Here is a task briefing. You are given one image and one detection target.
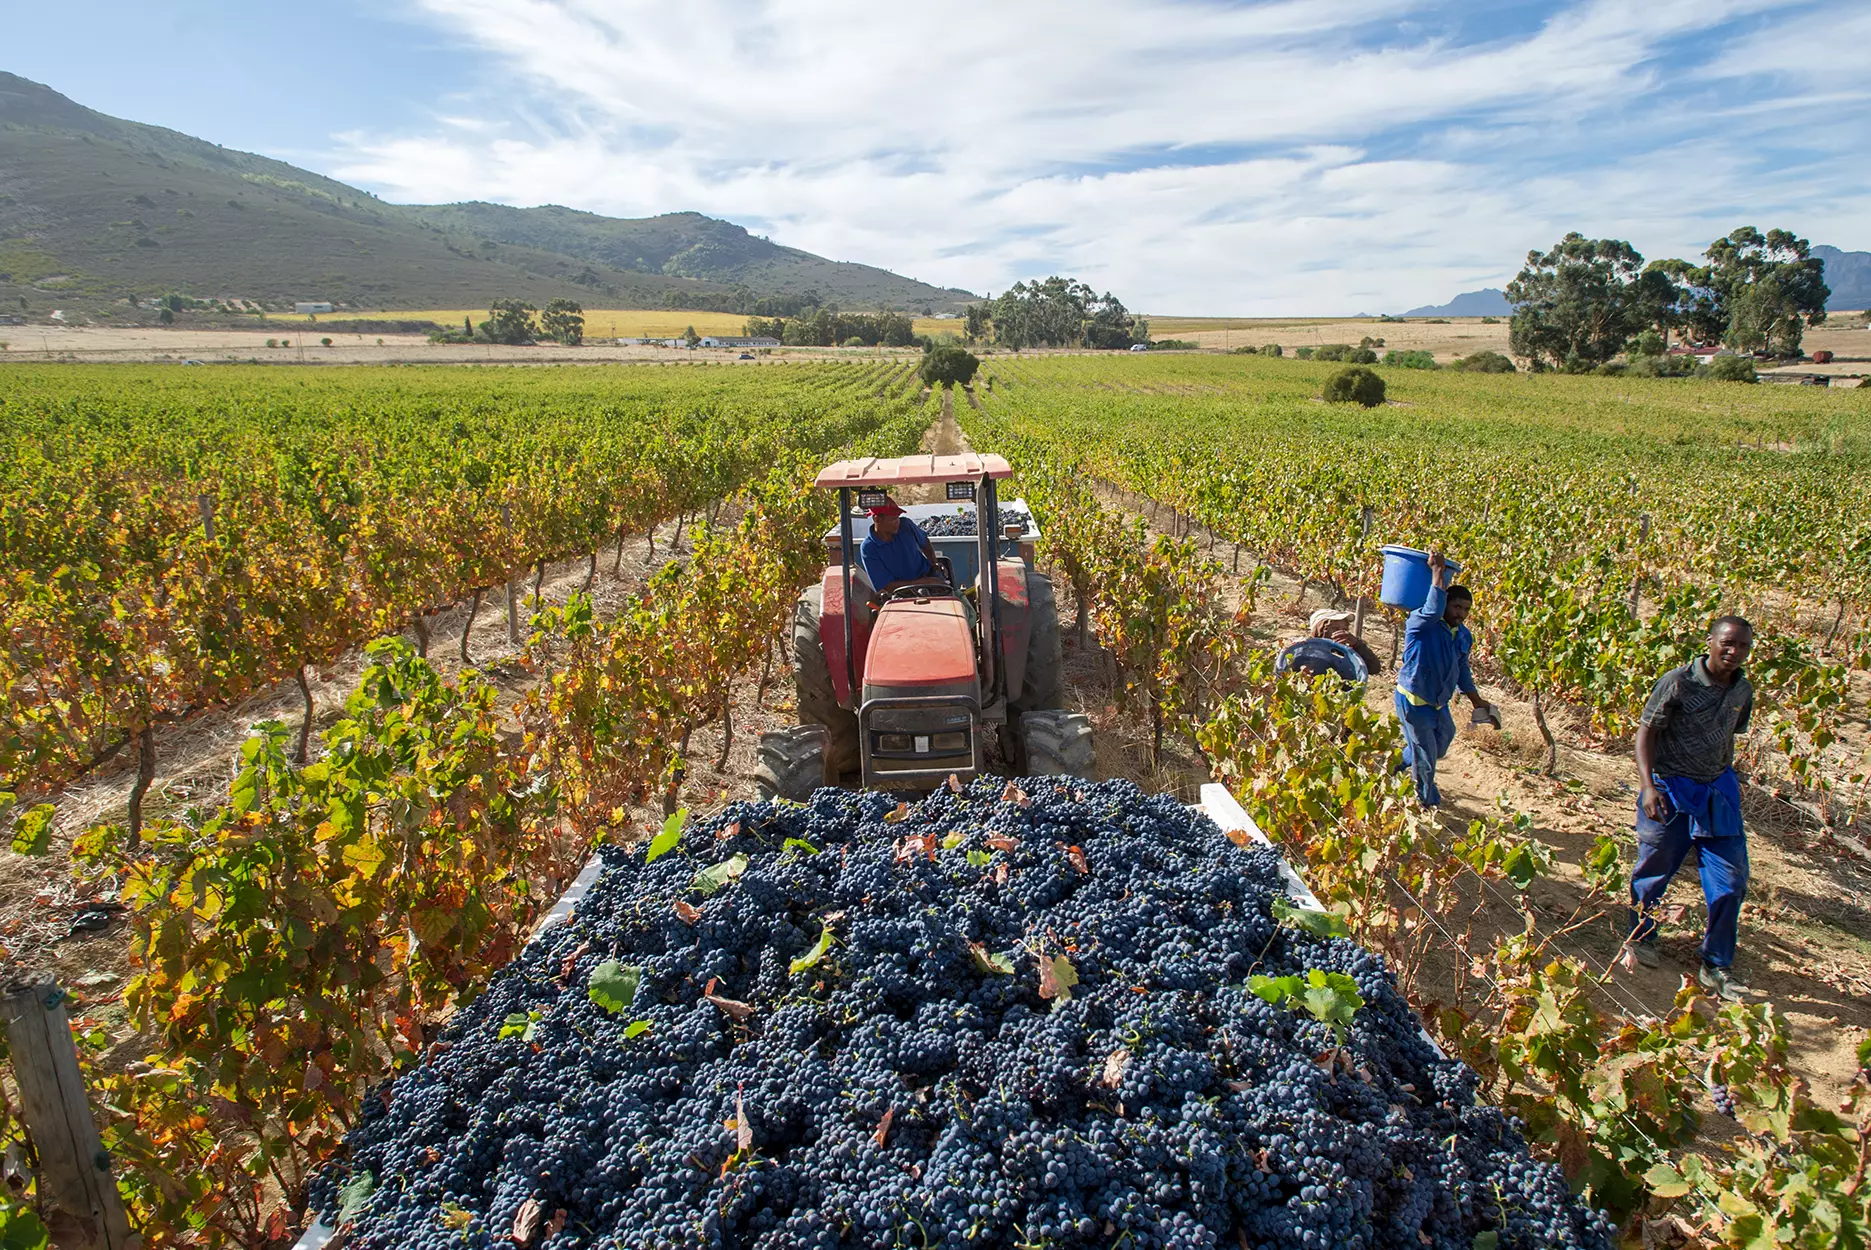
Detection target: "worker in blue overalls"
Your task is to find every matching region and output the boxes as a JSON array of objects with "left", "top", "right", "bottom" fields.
[{"left": 1394, "top": 552, "right": 1493, "bottom": 807}]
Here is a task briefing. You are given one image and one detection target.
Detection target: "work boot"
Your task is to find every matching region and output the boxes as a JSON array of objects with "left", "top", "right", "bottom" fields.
[
  {"left": 1697, "top": 964, "right": 1752, "bottom": 1003},
  {"left": 1634, "top": 938, "right": 1660, "bottom": 969}
]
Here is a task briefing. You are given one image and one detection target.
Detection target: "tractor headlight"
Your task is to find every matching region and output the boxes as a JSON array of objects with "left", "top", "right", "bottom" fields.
[{"left": 929, "top": 731, "right": 968, "bottom": 752}]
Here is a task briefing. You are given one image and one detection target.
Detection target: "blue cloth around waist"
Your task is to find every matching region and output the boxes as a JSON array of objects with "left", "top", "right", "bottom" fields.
[{"left": 1649, "top": 767, "right": 1743, "bottom": 842}]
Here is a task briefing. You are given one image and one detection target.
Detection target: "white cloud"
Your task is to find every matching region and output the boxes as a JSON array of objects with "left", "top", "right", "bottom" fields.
[{"left": 325, "top": 0, "right": 1871, "bottom": 312}]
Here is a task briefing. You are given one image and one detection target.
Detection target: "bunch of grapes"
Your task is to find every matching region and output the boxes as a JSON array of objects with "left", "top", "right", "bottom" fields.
[
  {"left": 311, "top": 778, "right": 1612, "bottom": 1250},
  {"left": 918, "top": 506, "right": 1033, "bottom": 538}
]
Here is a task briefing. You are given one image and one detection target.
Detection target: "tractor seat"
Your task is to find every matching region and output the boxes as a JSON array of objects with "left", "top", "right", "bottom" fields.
[{"left": 865, "top": 598, "right": 977, "bottom": 688}]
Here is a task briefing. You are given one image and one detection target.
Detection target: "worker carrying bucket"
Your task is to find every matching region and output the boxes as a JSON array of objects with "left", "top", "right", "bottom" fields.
[{"left": 1382, "top": 548, "right": 1495, "bottom": 808}]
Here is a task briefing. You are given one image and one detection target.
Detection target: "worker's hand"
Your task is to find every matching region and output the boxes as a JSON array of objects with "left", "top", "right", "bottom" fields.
[
  {"left": 1427, "top": 550, "right": 1449, "bottom": 586},
  {"left": 1640, "top": 782, "right": 1668, "bottom": 823}
]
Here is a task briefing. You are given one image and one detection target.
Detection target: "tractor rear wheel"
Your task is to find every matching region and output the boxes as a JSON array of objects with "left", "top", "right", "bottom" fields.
[
  {"left": 1016, "top": 710, "right": 1095, "bottom": 779},
  {"left": 1012, "top": 571, "right": 1065, "bottom": 714},
  {"left": 755, "top": 725, "right": 830, "bottom": 801},
  {"left": 792, "top": 584, "right": 860, "bottom": 775}
]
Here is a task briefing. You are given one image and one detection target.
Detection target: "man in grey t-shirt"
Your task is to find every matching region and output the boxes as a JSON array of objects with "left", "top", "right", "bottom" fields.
[{"left": 1626, "top": 616, "right": 1755, "bottom": 1001}]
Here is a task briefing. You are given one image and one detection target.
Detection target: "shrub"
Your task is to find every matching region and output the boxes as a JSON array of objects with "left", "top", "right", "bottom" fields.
[
  {"left": 842, "top": 335, "right": 867, "bottom": 348},
  {"left": 1149, "top": 339, "right": 1201, "bottom": 350},
  {"left": 1628, "top": 354, "right": 1695, "bottom": 378},
  {"left": 1704, "top": 354, "right": 1758, "bottom": 383},
  {"left": 920, "top": 343, "right": 980, "bottom": 389},
  {"left": 1480, "top": 316, "right": 1500, "bottom": 324},
  {"left": 1323, "top": 366, "right": 1386, "bottom": 407},
  {"left": 1632, "top": 329, "right": 1666, "bottom": 357},
  {"left": 321, "top": 337, "right": 333, "bottom": 348},
  {"left": 1314, "top": 343, "right": 1353, "bottom": 362},
  {"left": 1359, "top": 335, "right": 1385, "bottom": 348},
  {"left": 1453, "top": 350, "right": 1516, "bottom": 373},
  {"left": 1349, "top": 348, "right": 1379, "bottom": 364},
  {"left": 1593, "top": 361, "right": 1628, "bottom": 376},
  {"left": 265, "top": 338, "right": 277, "bottom": 348},
  {"left": 1295, "top": 347, "right": 1315, "bottom": 359},
  {"left": 1383, "top": 350, "right": 1437, "bottom": 370},
  {"left": 1260, "top": 343, "right": 1282, "bottom": 357}
]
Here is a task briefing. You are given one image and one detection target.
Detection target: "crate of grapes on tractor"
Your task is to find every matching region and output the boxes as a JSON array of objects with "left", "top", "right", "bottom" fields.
[
  {"left": 302, "top": 779, "right": 1613, "bottom": 1250},
  {"left": 757, "top": 453, "right": 1091, "bottom": 800}
]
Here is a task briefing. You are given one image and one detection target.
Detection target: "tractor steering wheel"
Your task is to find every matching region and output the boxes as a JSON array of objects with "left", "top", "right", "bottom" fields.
[{"left": 882, "top": 579, "right": 953, "bottom": 603}]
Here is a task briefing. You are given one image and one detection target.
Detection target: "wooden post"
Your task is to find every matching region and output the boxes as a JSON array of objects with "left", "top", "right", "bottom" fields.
[
  {"left": 1353, "top": 506, "right": 1374, "bottom": 638},
  {"left": 0, "top": 982, "right": 133, "bottom": 1250},
  {"left": 501, "top": 504, "right": 519, "bottom": 644},
  {"left": 1629, "top": 512, "right": 1650, "bottom": 616},
  {"left": 196, "top": 494, "right": 216, "bottom": 544}
]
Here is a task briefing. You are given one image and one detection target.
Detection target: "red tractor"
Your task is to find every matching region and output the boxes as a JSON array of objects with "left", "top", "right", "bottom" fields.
[{"left": 755, "top": 453, "right": 1094, "bottom": 798}]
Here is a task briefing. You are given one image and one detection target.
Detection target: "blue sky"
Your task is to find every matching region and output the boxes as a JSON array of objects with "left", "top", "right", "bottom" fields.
[{"left": 6, "top": 0, "right": 1868, "bottom": 314}]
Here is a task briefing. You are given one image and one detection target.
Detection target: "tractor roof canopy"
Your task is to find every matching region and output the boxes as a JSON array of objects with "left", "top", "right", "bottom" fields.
[{"left": 813, "top": 454, "right": 1013, "bottom": 489}]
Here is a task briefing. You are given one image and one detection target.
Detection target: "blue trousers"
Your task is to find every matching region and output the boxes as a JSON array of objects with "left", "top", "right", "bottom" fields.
[
  {"left": 1625, "top": 803, "right": 1748, "bottom": 969},
  {"left": 1394, "top": 691, "right": 1456, "bottom": 807}
]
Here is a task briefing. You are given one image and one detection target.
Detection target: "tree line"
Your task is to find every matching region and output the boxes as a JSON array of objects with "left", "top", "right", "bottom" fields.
[
  {"left": 1508, "top": 227, "right": 1829, "bottom": 372},
  {"left": 743, "top": 308, "right": 919, "bottom": 347},
  {"left": 963, "top": 277, "right": 1151, "bottom": 350},
  {"left": 429, "top": 299, "right": 587, "bottom": 346}
]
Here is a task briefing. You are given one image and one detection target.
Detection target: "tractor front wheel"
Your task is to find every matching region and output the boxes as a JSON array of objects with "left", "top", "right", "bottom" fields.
[
  {"left": 755, "top": 725, "right": 831, "bottom": 801},
  {"left": 1012, "top": 571, "right": 1065, "bottom": 715},
  {"left": 792, "top": 584, "right": 860, "bottom": 775},
  {"left": 1016, "top": 710, "right": 1095, "bottom": 780}
]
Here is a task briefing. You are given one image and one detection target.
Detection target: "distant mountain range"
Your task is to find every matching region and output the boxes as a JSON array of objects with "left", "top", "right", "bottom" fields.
[
  {"left": 1813, "top": 246, "right": 1871, "bottom": 311},
  {"left": 0, "top": 71, "right": 975, "bottom": 316},
  {"left": 1405, "top": 250, "right": 1869, "bottom": 320},
  {"left": 1402, "top": 288, "right": 1511, "bottom": 318}
]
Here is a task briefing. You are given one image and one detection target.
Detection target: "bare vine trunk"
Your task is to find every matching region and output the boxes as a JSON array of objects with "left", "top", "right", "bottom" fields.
[
  {"left": 460, "top": 589, "right": 481, "bottom": 664},
  {"left": 126, "top": 724, "right": 157, "bottom": 846},
  {"left": 715, "top": 696, "right": 733, "bottom": 769},
  {"left": 663, "top": 727, "right": 694, "bottom": 816},
  {"left": 412, "top": 614, "right": 430, "bottom": 658},
  {"left": 585, "top": 550, "right": 598, "bottom": 592},
  {"left": 295, "top": 666, "right": 315, "bottom": 764},
  {"left": 1531, "top": 687, "right": 1558, "bottom": 775}
]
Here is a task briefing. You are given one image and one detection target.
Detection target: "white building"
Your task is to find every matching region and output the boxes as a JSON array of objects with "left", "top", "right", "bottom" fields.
[
  {"left": 699, "top": 336, "right": 781, "bottom": 348},
  {"left": 294, "top": 301, "right": 334, "bottom": 315}
]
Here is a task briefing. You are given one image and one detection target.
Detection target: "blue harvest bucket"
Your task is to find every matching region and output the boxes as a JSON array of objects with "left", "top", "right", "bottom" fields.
[{"left": 1379, "top": 545, "right": 1460, "bottom": 611}]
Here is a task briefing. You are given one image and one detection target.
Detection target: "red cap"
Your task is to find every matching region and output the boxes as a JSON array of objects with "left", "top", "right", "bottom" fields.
[{"left": 866, "top": 501, "right": 903, "bottom": 518}]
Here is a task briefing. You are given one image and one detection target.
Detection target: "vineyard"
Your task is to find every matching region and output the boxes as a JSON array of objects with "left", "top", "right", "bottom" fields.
[{"left": 1, "top": 351, "right": 1869, "bottom": 1248}]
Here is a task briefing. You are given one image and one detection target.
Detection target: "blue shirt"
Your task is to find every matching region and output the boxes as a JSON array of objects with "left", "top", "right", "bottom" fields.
[
  {"left": 859, "top": 516, "right": 932, "bottom": 591},
  {"left": 1396, "top": 583, "right": 1477, "bottom": 709}
]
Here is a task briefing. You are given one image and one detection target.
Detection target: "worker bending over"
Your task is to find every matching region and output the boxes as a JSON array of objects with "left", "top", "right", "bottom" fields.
[{"left": 1394, "top": 552, "right": 1492, "bottom": 807}]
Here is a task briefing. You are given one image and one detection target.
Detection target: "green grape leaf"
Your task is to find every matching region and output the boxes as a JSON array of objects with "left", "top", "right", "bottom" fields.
[
  {"left": 498, "top": 1011, "right": 541, "bottom": 1042},
  {"left": 1039, "top": 954, "right": 1078, "bottom": 1003},
  {"left": 587, "top": 960, "right": 641, "bottom": 1015},
  {"left": 1249, "top": 974, "right": 1303, "bottom": 1007},
  {"left": 1501, "top": 843, "right": 1541, "bottom": 891},
  {"left": 646, "top": 808, "right": 688, "bottom": 863},
  {"left": 693, "top": 853, "right": 750, "bottom": 897},
  {"left": 966, "top": 849, "right": 992, "bottom": 867},
  {"left": 1300, "top": 970, "right": 1364, "bottom": 1031},
  {"left": 968, "top": 943, "right": 1014, "bottom": 975},
  {"left": 1271, "top": 896, "right": 1350, "bottom": 939},
  {"left": 790, "top": 927, "right": 835, "bottom": 975},
  {"left": 8, "top": 804, "right": 55, "bottom": 857},
  {"left": 337, "top": 1170, "right": 377, "bottom": 1224},
  {"left": 623, "top": 1020, "right": 652, "bottom": 1039},
  {"left": 781, "top": 837, "right": 819, "bottom": 858}
]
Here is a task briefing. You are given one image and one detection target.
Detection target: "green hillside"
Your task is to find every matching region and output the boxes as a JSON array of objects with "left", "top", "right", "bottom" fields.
[{"left": 0, "top": 72, "right": 974, "bottom": 321}]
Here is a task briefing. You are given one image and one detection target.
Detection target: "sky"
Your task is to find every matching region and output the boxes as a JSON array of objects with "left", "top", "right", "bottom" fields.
[{"left": 5, "top": 0, "right": 1868, "bottom": 314}]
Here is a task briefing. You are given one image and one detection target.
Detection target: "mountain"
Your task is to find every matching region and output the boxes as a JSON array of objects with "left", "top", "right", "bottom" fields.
[
  {"left": 0, "top": 72, "right": 975, "bottom": 317},
  {"left": 1814, "top": 245, "right": 1871, "bottom": 311},
  {"left": 1402, "top": 288, "right": 1512, "bottom": 318}
]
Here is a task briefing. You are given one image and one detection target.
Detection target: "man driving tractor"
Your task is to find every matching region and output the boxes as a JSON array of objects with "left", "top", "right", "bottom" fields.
[{"left": 859, "top": 499, "right": 945, "bottom": 602}]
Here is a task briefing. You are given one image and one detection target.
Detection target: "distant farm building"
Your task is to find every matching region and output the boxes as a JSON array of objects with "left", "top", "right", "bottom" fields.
[
  {"left": 699, "top": 336, "right": 781, "bottom": 348},
  {"left": 294, "top": 301, "right": 334, "bottom": 315}
]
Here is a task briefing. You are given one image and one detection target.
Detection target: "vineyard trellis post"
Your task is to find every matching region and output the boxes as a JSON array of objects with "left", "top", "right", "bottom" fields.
[
  {"left": 502, "top": 504, "right": 519, "bottom": 644},
  {"left": 1, "top": 981, "right": 133, "bottom": 1250},
  {"left": 1353, "top": 507, "right": 1374, "bottom": 638},
  {"left": 1629, "top": 513, "right": 1650, "bottom": 617}
]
